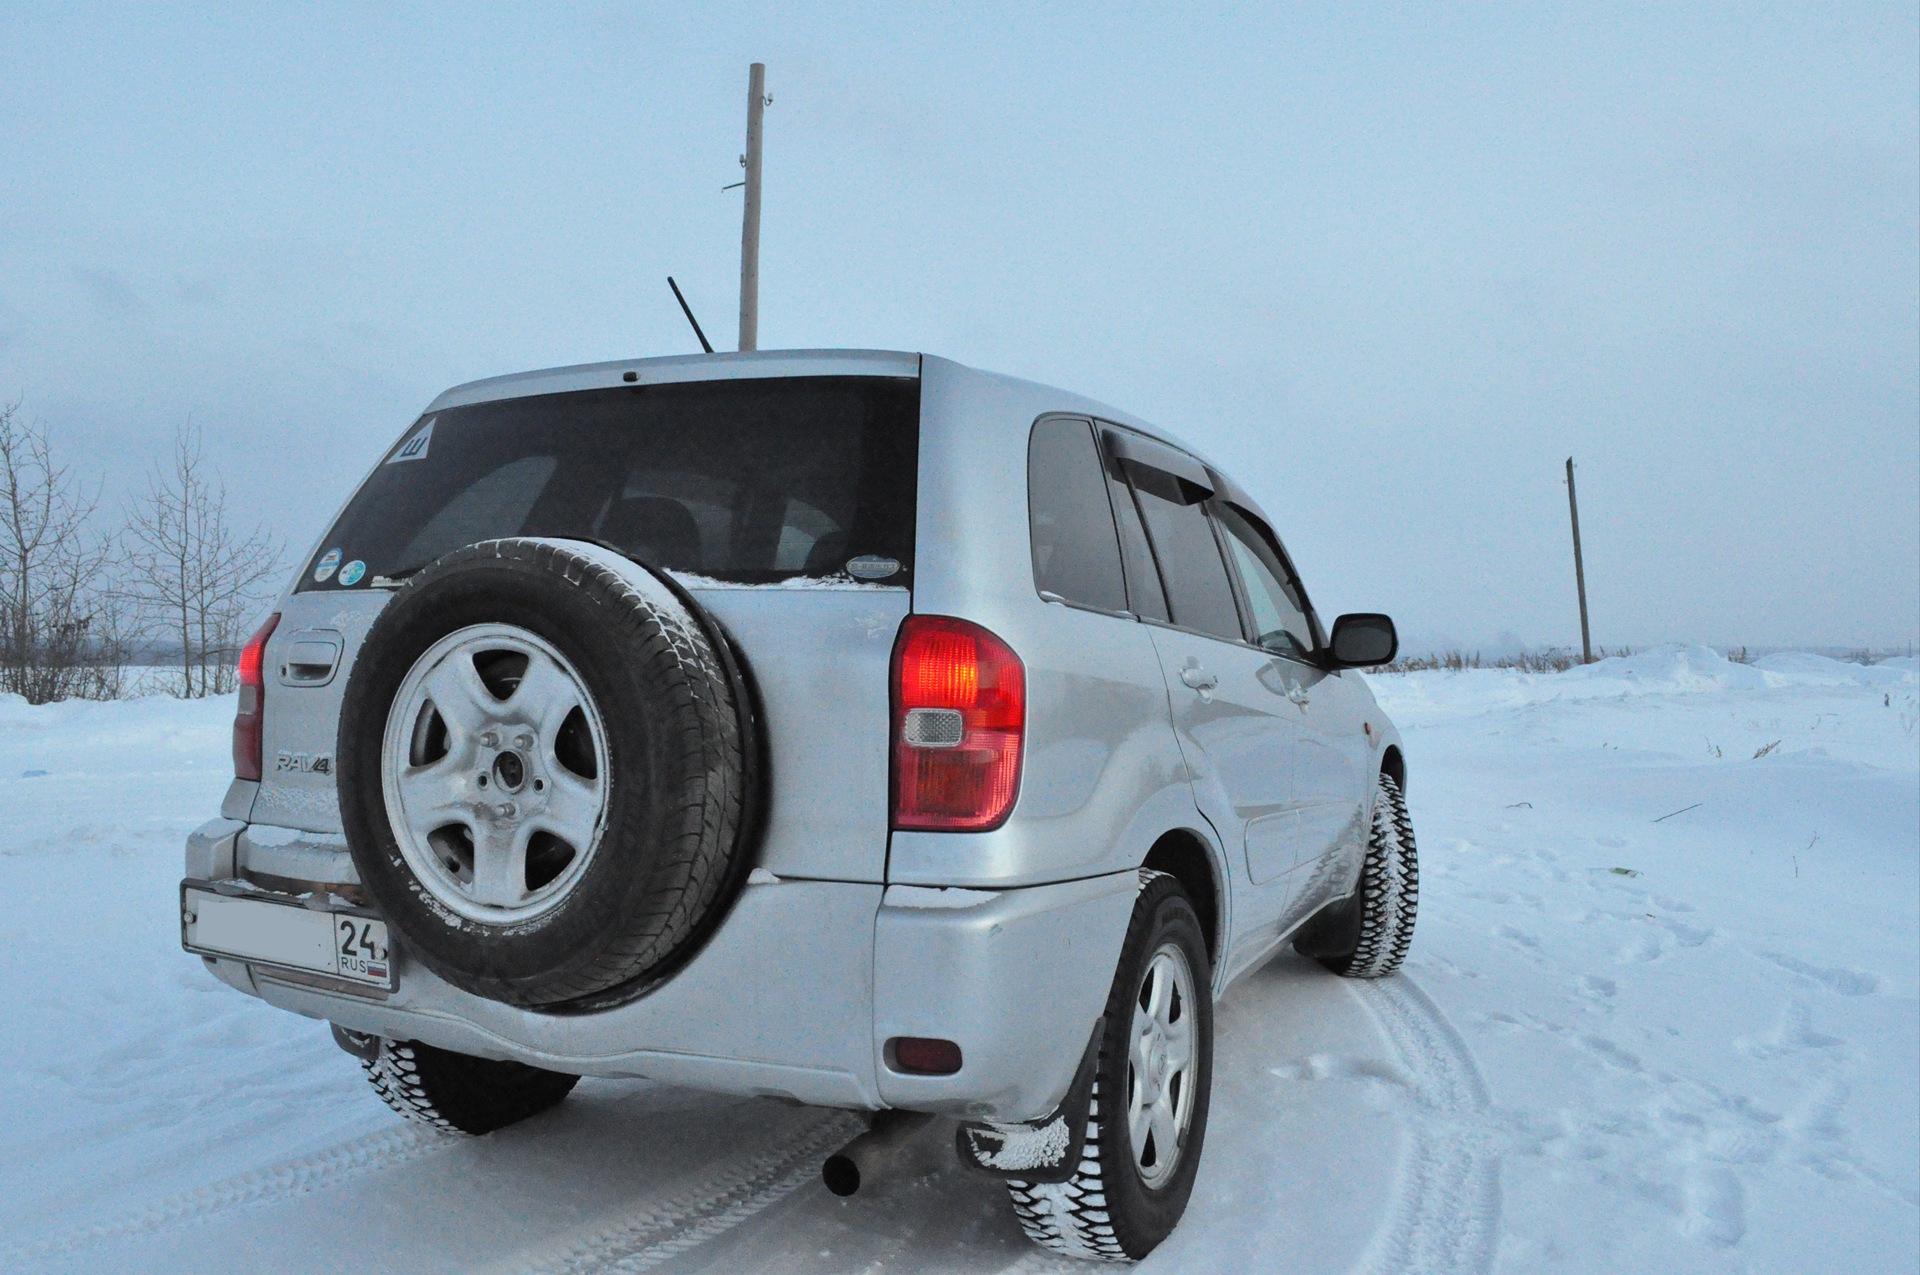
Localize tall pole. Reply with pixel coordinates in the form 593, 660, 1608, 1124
1567, 457, 1593, 664
738, 62, 766, 352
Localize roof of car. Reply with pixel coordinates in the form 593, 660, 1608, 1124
425, 349, 920, 411
424, 347, 1222, 481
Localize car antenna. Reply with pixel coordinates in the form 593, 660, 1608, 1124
667, 276, 715, 354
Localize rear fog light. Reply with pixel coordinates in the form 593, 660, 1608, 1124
888, 1036, 964, 1076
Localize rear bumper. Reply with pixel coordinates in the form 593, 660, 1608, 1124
184, 818, 1137, 1122
872, 875, 1135, 1118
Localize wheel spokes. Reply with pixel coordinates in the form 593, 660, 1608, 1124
1129, 1023, 1154, 1088
1147, 1091, 1182, 1166
1142, 955, 1173, 1024
1161, 1011, 1194, 1072
511, 650, 585, 742
1127, 1077, 1155, 1163
533, 769, 602, 850
468, 820, 532, 908
422, 654, 495, 738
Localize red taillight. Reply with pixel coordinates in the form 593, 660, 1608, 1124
232, 613, 280, 781
891, 615, 1025, 831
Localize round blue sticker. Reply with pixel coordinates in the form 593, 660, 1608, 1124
313, 548, 342, 583
338, 560, 367, 587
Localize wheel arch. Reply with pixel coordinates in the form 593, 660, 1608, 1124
1380, 744, 1407, 794
1141, 828, 1224, 966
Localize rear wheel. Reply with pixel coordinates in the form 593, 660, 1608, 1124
1007, 874, 1213, 1262
361, 1036, 578, 1136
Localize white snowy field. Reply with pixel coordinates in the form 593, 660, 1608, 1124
0, 646, 1913, 1274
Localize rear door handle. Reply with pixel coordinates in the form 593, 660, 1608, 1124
1180, 666, 1219, 691
278, 631, 344, 687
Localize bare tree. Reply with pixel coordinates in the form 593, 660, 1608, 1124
0, 399, 125, 702
124, 426, 284, 697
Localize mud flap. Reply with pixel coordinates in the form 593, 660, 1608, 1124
330, 1023, 381, 1061
953, 1017, 1103, 1183
1292, 891, 1361, 959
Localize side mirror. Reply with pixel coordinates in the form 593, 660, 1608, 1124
1328, 613, 1397, 667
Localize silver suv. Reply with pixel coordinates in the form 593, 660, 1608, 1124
180, 350, 1416, 1263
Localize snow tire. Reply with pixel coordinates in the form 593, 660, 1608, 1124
361, 1036, 579, 1136
1302, 771, 1419, 978
1006, 873, 1213, 1263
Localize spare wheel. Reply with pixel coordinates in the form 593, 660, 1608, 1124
337, 537, 755, 1010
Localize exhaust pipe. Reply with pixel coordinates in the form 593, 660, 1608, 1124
822, 1110, 935, 1196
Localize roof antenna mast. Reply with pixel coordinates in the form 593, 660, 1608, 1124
667, 276, 714, 353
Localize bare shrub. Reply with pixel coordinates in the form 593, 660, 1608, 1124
1378, 650, 1483, 673
124, 426, 284, 697
1373, 644, 1634, 675
0, 400, 126, 703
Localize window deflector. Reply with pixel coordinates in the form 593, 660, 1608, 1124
1219, 501, 1324, 660
1101, 429, 1214, 496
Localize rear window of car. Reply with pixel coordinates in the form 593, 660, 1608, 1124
1027, 417, 1129, 613
299, 375, 920, 590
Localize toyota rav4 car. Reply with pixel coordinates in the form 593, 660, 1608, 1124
181, 349, 1416, 1262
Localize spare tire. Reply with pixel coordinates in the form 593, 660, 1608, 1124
337, 537, 754, 1010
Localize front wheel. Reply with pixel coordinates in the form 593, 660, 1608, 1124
1007, 874, 1214, 1262
1299, 771, 1419, 978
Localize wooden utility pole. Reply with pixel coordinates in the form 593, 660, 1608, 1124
738, 62, 767, 352
1566, 457, 1593, 664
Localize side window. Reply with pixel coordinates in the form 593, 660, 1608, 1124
1128, 464, 1244, 642
1216, 503, 1315, 659
1028, 418, 1129, 613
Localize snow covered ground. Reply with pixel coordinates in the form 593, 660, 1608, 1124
0, 647, 1913, 1273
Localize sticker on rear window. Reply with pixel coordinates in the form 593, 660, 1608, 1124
846, 555, 901, 580
387, 417, 435, 464
338, 560, 367, 586
312, 547, 342, 582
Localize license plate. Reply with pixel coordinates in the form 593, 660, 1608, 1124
182, 885, 394, 990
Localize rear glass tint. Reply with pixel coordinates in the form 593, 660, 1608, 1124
300, 376, 919, 590
1027, 417, 1128, 613
1129, 465, 1244, 642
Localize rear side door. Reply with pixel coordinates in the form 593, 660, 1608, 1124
1098, 428, 1308, 964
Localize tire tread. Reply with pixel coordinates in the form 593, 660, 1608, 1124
1318, 773, 1420, 979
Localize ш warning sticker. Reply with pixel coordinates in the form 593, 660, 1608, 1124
386, 417, 435, 464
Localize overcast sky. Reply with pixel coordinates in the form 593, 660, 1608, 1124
2, 3, 1915, 652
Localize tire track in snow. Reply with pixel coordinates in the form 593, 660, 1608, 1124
991, 1251, 1088, 1275
498, 1110, 865, 1275
0, 1123, 455, 1267
985, 972, 1500, 1275
1352, 973, 1501, 1275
